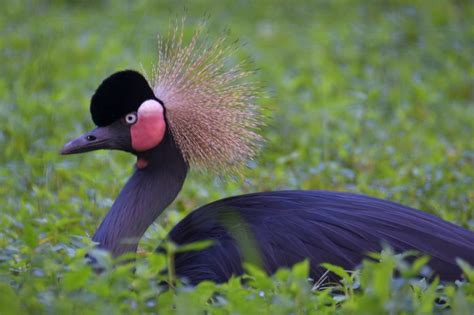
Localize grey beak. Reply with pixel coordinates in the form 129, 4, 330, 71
61, 127, 113, 155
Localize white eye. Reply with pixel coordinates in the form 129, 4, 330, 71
125, 113, 137, 125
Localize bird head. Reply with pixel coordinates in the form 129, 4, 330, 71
61, 23, 263, 173
61, 70, 167, 169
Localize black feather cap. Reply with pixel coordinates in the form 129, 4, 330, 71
90, 70, 160, 126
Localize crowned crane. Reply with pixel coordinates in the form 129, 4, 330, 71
61, 26, 474, 285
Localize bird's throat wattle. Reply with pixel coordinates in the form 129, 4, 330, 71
136, 156, 149, 169
135, 150, 152, 169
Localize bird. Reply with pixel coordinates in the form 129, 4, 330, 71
61, 25, 474, 285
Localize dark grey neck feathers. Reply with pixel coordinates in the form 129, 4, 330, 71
92, 133, 188, 257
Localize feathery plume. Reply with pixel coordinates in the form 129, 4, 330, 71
151, 21, 263, 173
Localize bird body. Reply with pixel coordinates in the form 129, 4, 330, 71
61, 24, 474, 285
170, 190, 474, 284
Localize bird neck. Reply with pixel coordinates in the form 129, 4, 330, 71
92, 133, 188, 257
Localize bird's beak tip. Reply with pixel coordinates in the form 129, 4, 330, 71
60, 140, 74, 155
60, 146, 71, 155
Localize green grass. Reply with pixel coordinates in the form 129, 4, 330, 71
1, 0, 473, 314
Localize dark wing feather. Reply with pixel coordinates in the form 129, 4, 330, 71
166, 190, 474, 284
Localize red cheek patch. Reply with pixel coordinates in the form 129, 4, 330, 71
131, 100, 166, 152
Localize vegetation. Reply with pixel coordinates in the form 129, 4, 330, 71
1, 1, 473, 314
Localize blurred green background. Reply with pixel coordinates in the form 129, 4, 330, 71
1, 1, 473, 314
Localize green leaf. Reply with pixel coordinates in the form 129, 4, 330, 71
292, 259, 309, 279
175, 240, 214, 253
0, 283, 21, 315
321, 263, 351, 283
62, 267, 92, 291
456, 258, 474, 282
